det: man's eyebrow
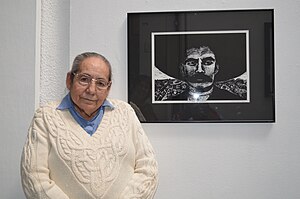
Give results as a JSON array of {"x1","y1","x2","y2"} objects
[
  {"x1": 202, "y1": 57, "x2": 215, "y2": 61},
  {"x1": 96, "y1": 77, "x2": 108, "y2": 81},
  {"x1": 79, "y1": 73, "x2": 91, "y2": 76},
  {"x1": 185, "y1": 58, "x2": 198, "y2": 61}
]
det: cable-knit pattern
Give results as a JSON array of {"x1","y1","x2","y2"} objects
[
  {"x1": 20, "y1": 99, "x2": 158, "y2": 199},
  {"x1": 21, "y1": 129, "x2": 40, "y2": 199},
  {"x1": 46, "y1": 101, "x2": 130, "y2": 198},
  {"x1": 21, "y1": 109, "x2": 53, "y2": 199},
  {"x1": 119, "y1": 109, "x2": 159, "y2": 199}
]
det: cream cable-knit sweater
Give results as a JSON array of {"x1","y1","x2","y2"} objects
[{"x1": 20, "y1": 99, "x2": 158, "y2": 199}]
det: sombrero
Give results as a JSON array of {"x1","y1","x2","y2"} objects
[{"x1": 154, "y1": 33, "x2": 247, "y2": 81}]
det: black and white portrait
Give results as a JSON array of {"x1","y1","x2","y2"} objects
[
  {"x1": 128, "y1": 10, "x2": 274, "y2": 122},
  {"x1": 152, "y1": 31, "x2": 249, "y2": 103}
]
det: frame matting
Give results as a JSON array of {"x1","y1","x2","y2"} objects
[{"x1": 127, "y1": 9, "x2": 275, "y2": 123}]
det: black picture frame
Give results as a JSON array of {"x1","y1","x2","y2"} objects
[{"x1": 127, "y1": 9, "x2": 275, "y2": 123}]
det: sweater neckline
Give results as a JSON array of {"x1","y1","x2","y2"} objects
[{"x1": 58, "y1": 107, "x2": 112, "y2": 141}]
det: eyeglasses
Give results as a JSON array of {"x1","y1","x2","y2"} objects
[{"x1": 73, "y1": 73, "x2": 111, "y2": 90}]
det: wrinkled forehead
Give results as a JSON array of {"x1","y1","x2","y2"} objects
[
  {"x1": 187, "y1": 52, "x2": 216, "y2": 60},
  {"x1": 186, "y1": 47, "x2": 216, "y2": 60}
]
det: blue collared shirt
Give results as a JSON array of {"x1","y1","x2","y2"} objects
[{"x1": 57, "y1": 93, "x2": 114, "y2": 136}]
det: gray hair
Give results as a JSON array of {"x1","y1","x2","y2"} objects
[{"x1": 70, "y1": 52, "x2": 112, "y2": 81}]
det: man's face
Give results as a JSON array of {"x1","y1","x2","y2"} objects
[
  {"x1": 180, "y1": 48, "x2": 217, "y2": 89},
  {"x1": 66, "y1": 56, "x2": 111, "y2": 118}
]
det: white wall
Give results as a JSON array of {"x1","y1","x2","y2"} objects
[
  {"x1": 40, "y1": 0, "x2": 70, "y2": 105},
  {"x1": 2, "y1": 0, "x2": 300, "y2": 198},
  {"x1": 69, "y1": 1, "x2": 300, "y2": 199},
  {"x1": 0, "y1": 0, "x2": 36, "y2": 198}
]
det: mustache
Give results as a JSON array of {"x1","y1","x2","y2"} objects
[{"x1": 186, "y1": 73, "x2": 213, "y2": 83}]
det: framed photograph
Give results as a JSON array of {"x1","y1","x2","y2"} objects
[{"x1": 127, "y1": 9, "x2": 275, "y2": 123}]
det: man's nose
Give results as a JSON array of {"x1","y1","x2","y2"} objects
[
  {"x1": 196, "y1": 60, "x2": 204, "y2": 73},
  {"x1": 86, "y1": 80, "x2": 97, "y2": 93}
]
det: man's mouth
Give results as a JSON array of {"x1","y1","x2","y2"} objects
[
  {"x1": 187, "y1": 74, "x2": 212, "y2": 83},
  {"x1": 82, "y1": 97, "x2": 97, "y2": 102}
]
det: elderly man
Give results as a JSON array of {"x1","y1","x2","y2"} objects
[{"x1": 21, "y1": 52, "x2": 158, "y2": 199}]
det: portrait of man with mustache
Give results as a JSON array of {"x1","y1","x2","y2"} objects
[
  {"x1": 174, "y1": 46, "x2": 242, "y2": 101},
  {"x1": 177, "y1": 46, "x2": 219, "y2": 101},
  {"x1": 154, "y1": 46, "x2": 245, "y2": 102}
]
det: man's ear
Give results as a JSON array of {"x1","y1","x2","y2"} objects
[
  {"x1": 66, "y1": 72, "x2": 72, "y2": 90},
  {"x1": 107, "y1": 81, "x2": 112, "y2": 92},
  {"x1": 179, "y1": 64, "x2": 185, "y2": 77}
]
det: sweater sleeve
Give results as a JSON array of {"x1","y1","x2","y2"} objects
[
  {"x1": 20, "y1": 108, "x2": 70, "y2": 199},
  {"x1": 119, "y1": 107, "x2": 159, "y2": 199}
]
